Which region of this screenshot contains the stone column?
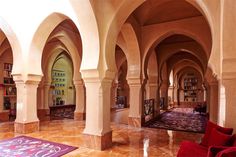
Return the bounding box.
[160,80,168,110]
[168,85,174,108]
[209,81,219,123]
[82,73,112,150]
[43,82,50,110]
[146,81,157,100]
[219,83,226,126]
[74,80,85,120]
[128,78,143,127]
[110,81,118,108]
[223,77,236,131]
[13,74,41,134]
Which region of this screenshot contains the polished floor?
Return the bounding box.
[0,119,203,157]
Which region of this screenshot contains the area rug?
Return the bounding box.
[0,136,77,157]
[145,107,207,133]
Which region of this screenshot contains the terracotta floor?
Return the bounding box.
[0,119,203,157]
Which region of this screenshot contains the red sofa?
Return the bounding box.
[177,121,236,157]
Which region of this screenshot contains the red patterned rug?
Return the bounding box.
[0,136,77,157]
[145,107,207,133]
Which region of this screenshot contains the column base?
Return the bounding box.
[83,131,112,150]
[128,117,142,127]
[74,112,86,120]
[14,121,39,134]
[37,109,49,120]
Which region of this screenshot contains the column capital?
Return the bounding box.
[208,80,218,86]
[43,81,51,86]
[222,72,236,80]
[73,79,84,85]
[12,74,42,84]
[81,69,115,83]
[127,77,141,85]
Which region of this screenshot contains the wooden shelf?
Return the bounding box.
[3,63,17,110]
[3,83,15,86]
[4,95,16,97]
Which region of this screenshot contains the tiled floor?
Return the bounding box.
[0,119,203,157]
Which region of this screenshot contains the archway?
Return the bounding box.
[37,18,84,121]
[0,33,16,122]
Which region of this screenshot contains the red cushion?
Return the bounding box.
[216,147,236,157]
[208,146,230,157]
[201,121,233,147]
[233,135,236,146]
[208,129,232,147]
[177,141,208,157]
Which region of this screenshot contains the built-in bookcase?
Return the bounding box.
[183,74,198,102]
[2,63,16,110]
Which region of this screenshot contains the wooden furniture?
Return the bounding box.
[2,63,16,110]
[183,74,198,102]
[51,70,66,106]
[49,104,75,119]
[8,108,16,121]
[194,103,207,114]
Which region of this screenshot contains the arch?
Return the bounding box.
[186,0,218,76]
[157,38,207,70]
[29,9,99,76]
[116,33,128,55]
[165,52,205,78]
[120,23,141,78]
[173,60,204,81]
[104,0,145,76]
[42,45,67,83]
[0,17,22,74]
[142,25,211,76]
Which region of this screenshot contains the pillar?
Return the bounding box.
[13,74,41,134]
[110,81,118,108]
[146,81,159,116]
[221,0,236,131]
[219,83,226,126]
[128,78,143,127]
[209,81,219,123]
[82,71,112,150]
[146,81,157,100]
[160,80,168,110]
[223,77,236,131]
[74,80,86,120]
[43,82,50,110]
[168,85,174,108]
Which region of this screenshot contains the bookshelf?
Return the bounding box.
[51,70,66,106]
[2,63,16,110]
[183,75,198,102]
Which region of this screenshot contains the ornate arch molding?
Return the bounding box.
[0,17,22,75]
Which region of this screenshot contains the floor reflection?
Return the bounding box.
[0,120,203,156]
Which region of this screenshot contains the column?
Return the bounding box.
[43,82,50,110]
[110,81,118,108]
[160,80,168,110]
[208,81,219,123]
[146,81,157,100]
[146,81,159,117]
[223,77,236,131]
[219,83,226,126]
[74,80,85,120]
[82,73,112,150]
[168,86,174,108]
[13,74,41,134]
[128,78,143,127]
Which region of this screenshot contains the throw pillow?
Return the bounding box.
[208,128,232,147]
[216,147,236,157]
[201,121,233,147]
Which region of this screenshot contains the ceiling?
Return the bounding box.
[133,0,202,26]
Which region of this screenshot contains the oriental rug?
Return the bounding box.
[0,136,77,157]
[146,107,207,133]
